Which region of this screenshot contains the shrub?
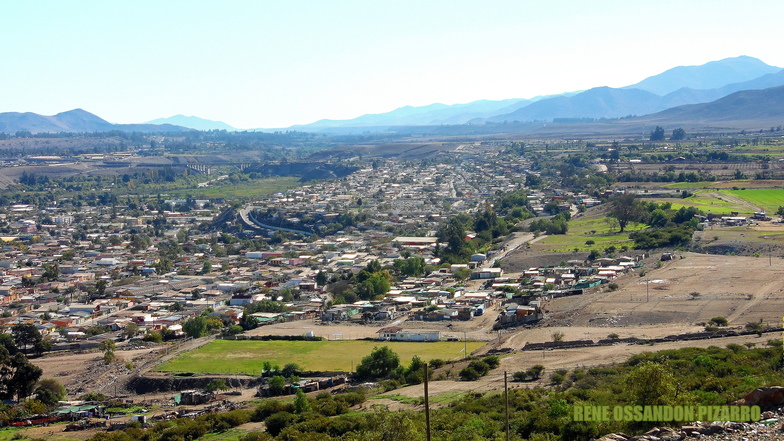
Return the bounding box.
[607,283,619,291]
[265,412,297,437]
[710,317,728,327]
[482,356,500,370]
[459,366,482,381]
[429,358,445,369]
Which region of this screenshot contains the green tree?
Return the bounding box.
[201,261,213,275]
[608,193,645,233]
[650,126,665,141]
[293,388,312,414]
[355,346,400,380]
[625,361,675,405]
[183,316,208,338]
[670,127,686,140]
[268,375,286,396]
[0,347,43,400]
[281,363,301,378]
[205,379,230,392]
[34,378,66,406]
[12,324,42,354]
[99,339,116,364]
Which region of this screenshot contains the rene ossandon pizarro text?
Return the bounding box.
[573,405,761,422]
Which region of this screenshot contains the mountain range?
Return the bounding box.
[1,55,783,134]
[0,109,192,134]
[294,56,783,130]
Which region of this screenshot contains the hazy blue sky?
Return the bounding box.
[3,0,783,129]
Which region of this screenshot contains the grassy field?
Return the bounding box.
[144,176,302,199]
[723,189,784,213]
[665,180,784,189]
[157,340,486,375]
[537,216,640,252]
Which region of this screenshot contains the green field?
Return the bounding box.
[141,176,302,199]
[649,189,784,215]
[157,340,486,375]
[537,216,640,252]
[723,189,784,213]
[665,180,784,189]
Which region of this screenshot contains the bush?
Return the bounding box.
[482,355,500,370]
[459,366,482,381]
[265,412,297,437]
[252,400,294,422]
[429,358,445,369]
[607,283,619,291]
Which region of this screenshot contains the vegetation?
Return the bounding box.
[157,340,484,374]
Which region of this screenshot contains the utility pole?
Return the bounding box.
[504,371,510,441]
[464,331,467,359]
[646,278,649,302]
[424,363,431,441]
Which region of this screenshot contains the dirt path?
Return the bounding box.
[389,332,776,401]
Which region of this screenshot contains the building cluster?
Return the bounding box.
[0,153,610,347]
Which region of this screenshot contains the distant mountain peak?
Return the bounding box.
[145,114,236,131]
[625,55,782,96]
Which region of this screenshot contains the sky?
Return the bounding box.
[3,0,784,129]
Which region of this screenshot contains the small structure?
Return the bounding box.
[174,390,213,406]
[377,326,441,342]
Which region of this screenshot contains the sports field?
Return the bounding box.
[157,339,486,375]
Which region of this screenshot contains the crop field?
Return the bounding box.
[723,189,784,213]
[157,340,486,375]
[664,179,784,189]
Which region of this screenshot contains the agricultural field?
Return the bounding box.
[664,179,784,189]
[722,189,784,213]
[645,189,784,216]
[156,340,486,375]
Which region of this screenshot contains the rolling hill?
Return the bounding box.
[638,84,784,124]
[0,109,192,134]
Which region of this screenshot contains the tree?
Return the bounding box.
[293,388,312,414]
[35,378,66,406]
[123,323,139,339]
[12,324,42,354]
[99,340,116,365]
[650,126,665,141]
[355,346,400,380]
[205,379,230,393]
[0,334,19,355]
[268,375,286,395]
[0,347,43,400]
[625,361,675,405]
[281,363,301,378]
[671,127,686,140]
[200,261,213,275]
[183,316,208,338]
[608,193,645,233]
